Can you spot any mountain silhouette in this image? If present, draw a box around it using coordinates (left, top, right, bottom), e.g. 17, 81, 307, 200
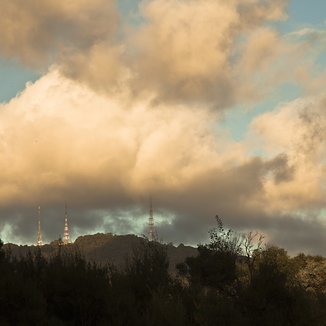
3, 233, 197, 272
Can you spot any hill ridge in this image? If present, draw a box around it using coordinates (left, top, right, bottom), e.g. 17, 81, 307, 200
3, 233, 198, 272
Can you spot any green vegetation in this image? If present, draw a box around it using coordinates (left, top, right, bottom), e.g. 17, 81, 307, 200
1, 216, 326, 325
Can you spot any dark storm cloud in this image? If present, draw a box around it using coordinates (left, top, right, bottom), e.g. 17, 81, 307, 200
265, 214, 326, 255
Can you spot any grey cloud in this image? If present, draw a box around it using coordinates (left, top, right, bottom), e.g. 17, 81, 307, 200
1, 152, 326, 258
259, 214, 326, 256
264, 153, 295, 184
237, 0, 290, 28
299, 106, 326, 149
0, 0, 120, 75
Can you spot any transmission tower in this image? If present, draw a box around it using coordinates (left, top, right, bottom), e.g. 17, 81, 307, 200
148, 197, 157, 241
63, 202, 70, 244
37, 205, 43, 246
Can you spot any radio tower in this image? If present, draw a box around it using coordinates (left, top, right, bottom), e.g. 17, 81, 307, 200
63, 202, 70, 244
37, 205, 43, 246
148, 197, 157, 241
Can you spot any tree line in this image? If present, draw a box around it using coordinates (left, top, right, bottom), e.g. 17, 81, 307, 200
1, 216, 326, 325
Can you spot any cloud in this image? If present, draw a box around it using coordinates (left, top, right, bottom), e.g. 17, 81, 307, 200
0, 70, 325, 256
0, 70, 223, 243
247, 96, 326, 212
1, 0, 326, 257
1, 0, 323, 109
0, 0, 296, 107
0, 0, 121, 89
126, 0, 291, 108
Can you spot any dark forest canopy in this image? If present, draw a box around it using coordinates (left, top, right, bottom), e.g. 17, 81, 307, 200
1, 217, 326, 325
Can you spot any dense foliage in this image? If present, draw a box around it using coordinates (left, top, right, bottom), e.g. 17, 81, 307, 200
2, 217, 326, 325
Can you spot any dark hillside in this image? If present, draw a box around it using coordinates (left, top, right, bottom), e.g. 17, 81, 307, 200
3, 233, 197, 272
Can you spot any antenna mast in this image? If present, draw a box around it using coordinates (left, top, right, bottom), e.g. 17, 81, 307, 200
37, 205, 43, 246
148, 197, 157, 241
63, 202, 70, 244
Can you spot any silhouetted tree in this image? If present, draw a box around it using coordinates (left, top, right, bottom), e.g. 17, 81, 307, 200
178, 216, 243, 292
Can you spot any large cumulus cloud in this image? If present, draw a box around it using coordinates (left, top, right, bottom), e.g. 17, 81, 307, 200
0, 70, 326, 255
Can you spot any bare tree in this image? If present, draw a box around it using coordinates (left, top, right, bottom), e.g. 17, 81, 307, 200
243, 231, 265, 281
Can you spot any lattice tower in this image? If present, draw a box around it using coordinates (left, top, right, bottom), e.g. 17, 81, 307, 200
63, 202, 70, 244
148, 197, 157, 241
37, 205, 43, 246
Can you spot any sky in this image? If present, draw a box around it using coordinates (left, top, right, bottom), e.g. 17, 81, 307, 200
1, 0, 326, 256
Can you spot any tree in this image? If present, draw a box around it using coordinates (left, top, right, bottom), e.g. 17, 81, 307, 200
296, 258, 326, 293
243, 231, 264, 282
106, 239, 176, 325
178, 216, 243, 292
240, 245, 315, 326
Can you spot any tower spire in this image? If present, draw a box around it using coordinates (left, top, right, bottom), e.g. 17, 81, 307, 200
148, 197, 157, 241
37, 205, 43, 246
63, 202, 70, 244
